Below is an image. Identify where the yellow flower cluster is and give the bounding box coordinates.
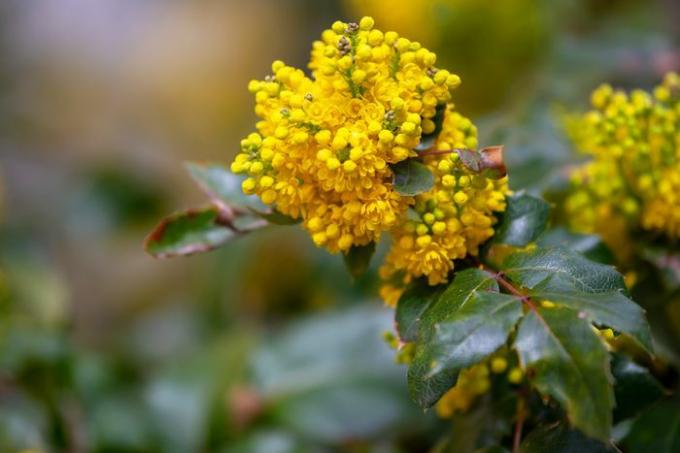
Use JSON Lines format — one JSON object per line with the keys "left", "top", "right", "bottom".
{"left": 232, "top": 17, "right": 461, "bottom": 253}
{"left": 565, "top": 73, "right": 680, "bottom": 253}
{"left": 434, "top": 356, "right": 523, "bottom": 418}
{"left": 380, "top": 109, "right": 509, "bottom": 307}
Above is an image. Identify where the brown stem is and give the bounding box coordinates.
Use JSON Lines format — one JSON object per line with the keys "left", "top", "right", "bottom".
{"left": 494, "top": 272, "right": 537, "bottom": 311}
{"left": 512, "top": 397, "right": 526, "bottom": 453}
{"left": 469, "top": 257, "right": 537, "bottom": 311}
{"left": 418, "top": 148, "right": 468, "bottom": 157}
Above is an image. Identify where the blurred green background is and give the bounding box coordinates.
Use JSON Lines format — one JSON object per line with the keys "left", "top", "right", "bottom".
{"left": 0, "top": 0, "right": 677, "bottom": 451}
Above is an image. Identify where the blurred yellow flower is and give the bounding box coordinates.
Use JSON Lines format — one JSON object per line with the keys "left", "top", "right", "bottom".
{"left": 565, "top": 73, "right": 680, "bottom": 257}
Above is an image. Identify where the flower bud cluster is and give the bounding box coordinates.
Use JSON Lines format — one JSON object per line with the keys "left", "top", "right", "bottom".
{"left": 232, "top": 17, "right": 460, "bottom": 253}
{"left": 565, "top": 73, "right": 680, "bottom": 252}
{"left": 380, "top": 109, "right": 508, "bottom": 307}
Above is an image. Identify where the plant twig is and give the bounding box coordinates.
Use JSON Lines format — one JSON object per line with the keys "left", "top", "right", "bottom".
{"left": 493, "top": 272, "right": 537, "bottom": 311}
{"left": 512, "top": 396, "right": 526, "bottom": 453}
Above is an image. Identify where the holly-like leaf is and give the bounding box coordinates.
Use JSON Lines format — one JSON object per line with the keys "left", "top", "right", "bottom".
{"left": 622, "top": 398, "right": 680, "bottom": 453}
{"left": 343, "top": 243, "right": 376, "bottom": 279}
{"left": 611, "top": 354, "right": 666, "bottom": 421}
{"left": 390, "top": 159, "right": 434, "bottom": 196}
{"left": 537, "top": 228, "right": 614, "bottom": 264}
{"left": 514, "top": 307, "right": 614, "bottom": 441}
{"left": 185, "top": 161, "right": 267, "bottom": 212}
{"left": 144, "top": 208, "right": 237, "bottom": 258}
{"left": 502, "top": 246, "right": 626, "bottom": 293}
{"left": 395, "top": 281, "right": 443, "bottom": 343}
{"left": 415, "top": 103, "right": 446, "bottom": 152}
{"left": 529, "top": 276, "right": 653, "bottom": 352}
{"left": 492, "top": 193, "right": 550, "bottom": 247}
{"left": 408, "top": 269, "right": 522, "bottom": 408}
{"left": 520, "top": 423, "right": 618, "bottom": 453}
{"left": 503, "top": 247, "right": 653, "bottom": 352}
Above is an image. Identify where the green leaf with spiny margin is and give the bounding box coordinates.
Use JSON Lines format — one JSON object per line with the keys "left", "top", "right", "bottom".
{"left": 342, "top": 242, "right": 376, "bottom": 279}
{"left": 492, "top": 193, "right": 550, "bottom": 247}
{"left": 502, "top": 246, "right": 653, "bottom": 352}
{"left": 528, "top": 275, "right": 652, "bottom": 352}
{"left": 537, "top": 228, "right": 614, "bottom": 264}
{"left": 407, "top": 269, "right": 522, "bottom": 408}
{"left": 502, "top": 246, "right": 626, "bottom": 294}
{"left": 145, "top": 208, "right": 236, "bottom": 258}
{"left": 390, "top": 159, "right": 434, "bottom": 196}
{"left": 395, "top": 281, "right": 443, "bottom": 343}
{"left": 514, "top": 307, "right": 614, "bottom": 441}
{"left": 185, "top": 161, "right": 267, "bottom": 212}
{"left": 520, "top": 423, "right": 618, "bottom": 453}
{"left": 611, "top": 353, "right": 666, "bottom": 422}
{"left": 419, "top": 268, "right": 498, "bottom": 327}
{"left": 415, "top": 103, "right": 446, "bottom": 152}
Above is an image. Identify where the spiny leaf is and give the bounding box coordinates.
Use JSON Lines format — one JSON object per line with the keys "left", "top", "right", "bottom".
{"left": 528, "top": 275, "right": 653, "bottom": 352}
{"left": 407, "top": 269, "right": 521, "bottom": 408}
{"left": 343, "top": 242, "right": 376, "bottom": 279}
{"left": 502, "top": 246, "right": 652, "bottom": 352}
{"left": 514, "top": 307, "right": 614, "bottom": 441}
{"left": 390, "top": 159, "right": 434, "bottom": 196}
{"left": 502, "top": 246, "right": 626, "bottom": 294}
{"left": 537, "top": 228, "right": 614, "bottom": 265}
{"left": 145, "top": 208, "right": 236, "bottom": 258}
{"left": 395, "top": 281, "right": 443, "bottom": 343}
{"left": 492, "top": 193, "right": 550, "bottom": 247}
{"left": 520, "top": 423, "right": 618, "bottom": 453}
{"left": 420, "top": 268, "right": 498, "bottom": 327}
{"left": 415, "top": 103, "right": 446, "bottom": 152}
{"left": 184, "top": 161, "right": 267, "bottom": 212}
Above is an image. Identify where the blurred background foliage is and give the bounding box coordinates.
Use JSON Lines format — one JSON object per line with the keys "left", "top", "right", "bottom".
{"left": 0, "top": 0, "right": 677, "bottom": 451}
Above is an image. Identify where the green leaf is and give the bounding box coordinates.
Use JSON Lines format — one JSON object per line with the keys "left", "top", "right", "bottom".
{"left": 415, "top": 103, "right": 446, "bottom": 152}
{"left": 529, "top": 276, "right": 652, "bottom": 352}
{"left": 503, "top": 247, "right": 653, "bottom": 352}
{"left": 144, "top": 208, "right": 235, "bottom": 258}
{"left": 622, "top": 398, "right": 680, "bottom": 453}
{"left": 395, "top": 281, "right": 443, "bottom": 343}
{"left": 390, "top": 159, "right": 435, "bottom": 196}
{"left": 514, "top": 307, "right": 614, "bottom": 441}
{"left": 611, "top": 354, "right": 665, "bottom": 422}
{"left": 408, "top": 269, "right": 522, "bottom": 408}
{"left": 252, "top": 306, "right": 423, "bottom": 443}
{"left": 520, "top": 423, "right": 618, "bottom": 453}
{"left": 342, "top": 242, "right": 376, "bottom": 279}
{"left": 503, "top": 246, "right": 626, "bottom": 293}
{"left": 184, "top": 161, "right": 267, "bottom": 212}
{"left": 537, "top": 228, "right": 614, "bottom": 265}
{"left": 420, "top": 268, "right": 498, "bottom": 328}
{"left": 492, "top": 193, "right": 550, "bottom": 247}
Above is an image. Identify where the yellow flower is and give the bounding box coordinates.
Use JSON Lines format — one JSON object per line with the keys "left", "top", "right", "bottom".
{"left": 380, "top": 108, "right": 509, "bottom": 305}
{"left": 435, "top": 364, "right": 491, "bottom": 417}
{"left": 565, "top": 73, "right": 680, "bottom": 257}
{"left": 232, "top": 17, "right": 459, "bottom": 253}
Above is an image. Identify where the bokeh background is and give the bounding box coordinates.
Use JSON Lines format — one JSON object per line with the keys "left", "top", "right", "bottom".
{"left": 0, "top": 0, "right": 677, "bottom": 451}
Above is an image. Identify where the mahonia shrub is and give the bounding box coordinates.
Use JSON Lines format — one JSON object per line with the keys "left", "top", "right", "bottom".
{"left": 146, "top": 17, "right": 671, "bottom": 453}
